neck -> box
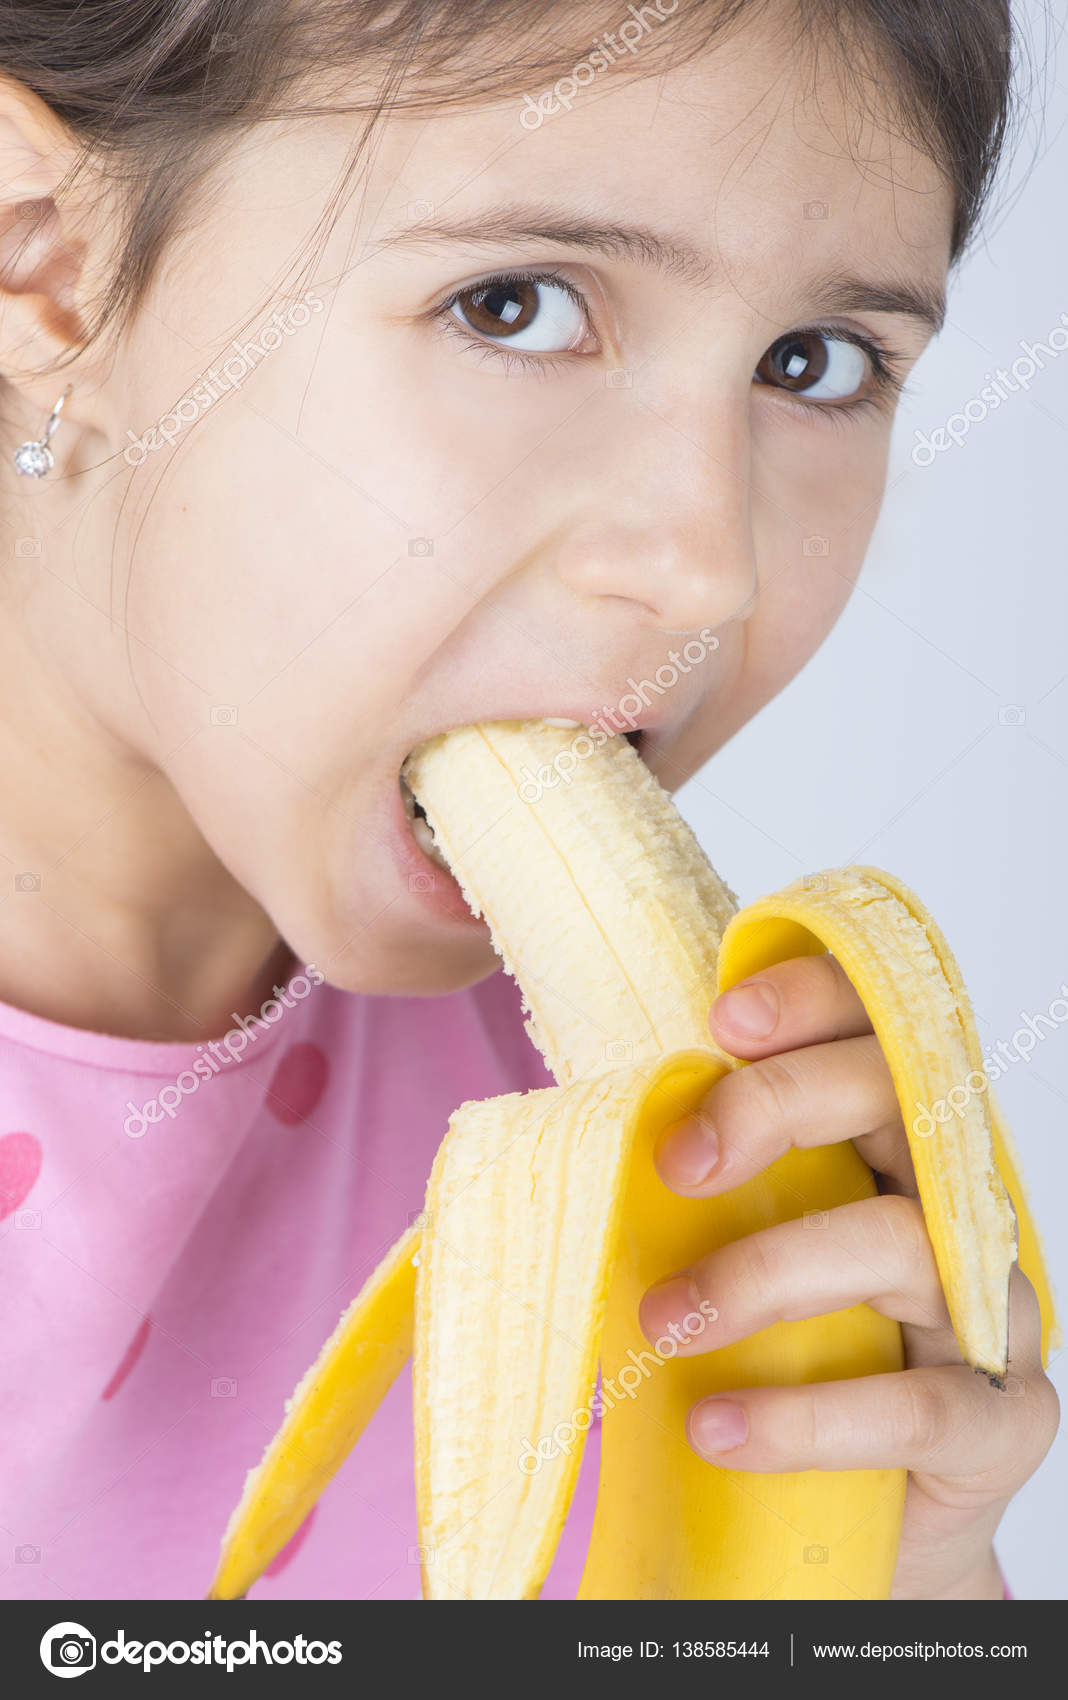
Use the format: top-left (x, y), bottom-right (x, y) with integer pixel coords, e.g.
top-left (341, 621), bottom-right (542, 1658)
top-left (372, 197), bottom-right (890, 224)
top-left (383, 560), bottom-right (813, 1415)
top-left (0, 612), bottom-right (288, 1042)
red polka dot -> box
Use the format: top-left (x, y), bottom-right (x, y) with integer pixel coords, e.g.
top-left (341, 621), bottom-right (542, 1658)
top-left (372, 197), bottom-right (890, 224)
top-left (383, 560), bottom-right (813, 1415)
top-left (266, 1043), bottom-right (329, 1125)
top-left (264, 1503), bottom-right (318, 1577)
top-left (0, 1131), bottom-right (42, 1221)
top-left (101, 1314), bottom-right (152, 1401)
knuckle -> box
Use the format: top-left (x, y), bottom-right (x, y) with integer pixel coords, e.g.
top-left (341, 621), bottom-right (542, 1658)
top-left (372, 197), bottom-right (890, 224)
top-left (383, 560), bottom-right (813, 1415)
top-left (873, 1192), bottom-right (932, 1272)
top-left (794, 1383), bottom-right (823, 1461)
top-left (856, 1031), bottom-right (898, 1098)
top-left (898, 1373), bottom-right (950, 1456)
top-left (811, 950), bottom-right (854, 999)
top-left (733, 1231), bottom-right (784, 1318)
top-left (1021, 1374), bottom-right (1061, 1465)
top-left (761, 1382), bottom-right (820, 1468)
top-left (736, 1052), bottom-right (808, 1131)
top-left (706, 1069), bottom-right (765, 1148)
top-left (982, 1373), bottom-right (1061, 1492)
top-left (804, 952), bottom-right (864, 1033)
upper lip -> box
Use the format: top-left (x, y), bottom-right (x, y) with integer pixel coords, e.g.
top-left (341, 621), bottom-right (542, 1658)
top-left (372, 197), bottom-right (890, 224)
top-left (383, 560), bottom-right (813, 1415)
top-left (396, 706), bottom-right (672, 772)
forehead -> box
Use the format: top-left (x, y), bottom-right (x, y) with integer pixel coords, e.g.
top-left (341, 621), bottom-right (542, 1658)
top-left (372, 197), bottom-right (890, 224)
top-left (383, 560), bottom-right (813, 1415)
top-left (371, 10), bottom-right (954, 295)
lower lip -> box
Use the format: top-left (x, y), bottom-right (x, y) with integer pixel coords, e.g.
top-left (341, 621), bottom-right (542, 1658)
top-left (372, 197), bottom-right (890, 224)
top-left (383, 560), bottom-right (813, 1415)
top-left (388, 776), bottom-right (486, 928)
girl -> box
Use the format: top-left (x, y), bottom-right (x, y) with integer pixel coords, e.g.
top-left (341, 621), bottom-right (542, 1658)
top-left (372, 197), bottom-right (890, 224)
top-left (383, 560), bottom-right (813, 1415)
top-left (0, 0), bottom-right (1057, 1602)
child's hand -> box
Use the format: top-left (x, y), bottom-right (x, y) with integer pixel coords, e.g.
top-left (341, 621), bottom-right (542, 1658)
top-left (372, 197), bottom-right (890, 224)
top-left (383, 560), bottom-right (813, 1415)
top-left (640, 957), bottom-right (1060, 1600)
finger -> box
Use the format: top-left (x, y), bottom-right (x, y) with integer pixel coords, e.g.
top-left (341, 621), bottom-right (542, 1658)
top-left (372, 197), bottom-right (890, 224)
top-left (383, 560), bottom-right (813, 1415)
top-left (639, 1193), bottom-right (952, 1352)
top-left (709, 953), bottom-right (871, 1060)
top-left (684, 1363), bottom-right (1060, 1491)
top-left (903, 1262), bottom-right (1051, 1378)
top-left (655, 1033), bottom-right (915, 1197)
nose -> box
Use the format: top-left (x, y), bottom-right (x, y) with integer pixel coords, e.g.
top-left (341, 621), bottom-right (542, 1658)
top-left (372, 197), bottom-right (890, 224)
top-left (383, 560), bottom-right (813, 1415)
top-left (553, 383), bottom-right (758, 633)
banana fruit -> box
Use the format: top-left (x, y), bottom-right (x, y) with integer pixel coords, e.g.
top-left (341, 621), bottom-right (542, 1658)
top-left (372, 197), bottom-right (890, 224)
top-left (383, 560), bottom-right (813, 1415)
top-left (208, 721), bottom-right (1057, 1602)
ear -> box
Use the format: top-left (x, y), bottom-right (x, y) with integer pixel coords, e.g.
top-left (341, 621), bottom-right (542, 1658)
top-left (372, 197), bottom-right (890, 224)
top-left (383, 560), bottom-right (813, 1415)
top-left (0, 73), bottom-right (93, 382)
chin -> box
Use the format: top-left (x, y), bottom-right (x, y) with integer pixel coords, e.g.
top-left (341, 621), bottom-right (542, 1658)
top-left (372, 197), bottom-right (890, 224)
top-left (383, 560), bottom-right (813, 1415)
top-left (286, 902), bottom-right (502, 999)
top-left (334, 934), bottom-right (501, 998)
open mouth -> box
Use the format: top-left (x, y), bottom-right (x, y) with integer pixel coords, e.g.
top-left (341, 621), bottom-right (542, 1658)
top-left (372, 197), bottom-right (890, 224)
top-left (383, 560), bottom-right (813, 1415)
top-left (398, 768), bottom-right (450, 869)
top-left (397, 722), bottom-right (647, 874)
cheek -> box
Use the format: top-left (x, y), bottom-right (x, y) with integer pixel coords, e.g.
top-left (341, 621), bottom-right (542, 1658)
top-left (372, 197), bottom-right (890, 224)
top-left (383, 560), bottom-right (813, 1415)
top-left (119, 391), bottom-right (410, 754)
top-left (745, 411), bottom-right (892, 687)
top-left (750, 549), bottom-right (855, 689)
top-left (753, 407), bottom-right (890, 587)
top-left (302, 307), bottom-right (590, 555)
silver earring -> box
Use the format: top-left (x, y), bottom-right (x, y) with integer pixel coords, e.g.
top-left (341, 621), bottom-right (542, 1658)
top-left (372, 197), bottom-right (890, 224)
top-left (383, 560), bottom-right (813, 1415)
top-left (13, 385), bottom-right (73, 478)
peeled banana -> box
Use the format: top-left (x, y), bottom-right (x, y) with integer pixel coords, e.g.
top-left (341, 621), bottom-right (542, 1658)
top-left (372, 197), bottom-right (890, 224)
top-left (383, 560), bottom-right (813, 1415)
top-left (208, 720), bottom-right (1057, 1603)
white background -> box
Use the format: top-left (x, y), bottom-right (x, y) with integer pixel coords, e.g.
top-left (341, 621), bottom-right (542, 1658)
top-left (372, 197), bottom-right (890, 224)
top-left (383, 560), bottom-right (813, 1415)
top-left (677, 0), bottom-right (1068, 1600)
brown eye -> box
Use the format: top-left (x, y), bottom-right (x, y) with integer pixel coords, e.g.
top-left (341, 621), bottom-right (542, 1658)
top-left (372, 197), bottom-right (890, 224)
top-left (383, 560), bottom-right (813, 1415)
top-left (755, 331), bottom-right (869, 401)
top-left (455, 279), bottom-right (540, 337)
top-left (448, 275), bottom-right (588, 352)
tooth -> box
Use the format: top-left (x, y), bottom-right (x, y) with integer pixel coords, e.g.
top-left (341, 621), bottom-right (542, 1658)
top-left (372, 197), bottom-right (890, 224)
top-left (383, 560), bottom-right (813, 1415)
top-left (542, 717), bottom-right (583, 729)
top-left (412, 816), bottom-right (448, 868)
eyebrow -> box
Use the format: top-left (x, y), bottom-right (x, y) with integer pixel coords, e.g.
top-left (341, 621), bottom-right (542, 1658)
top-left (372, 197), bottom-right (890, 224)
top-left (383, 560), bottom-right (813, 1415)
top-left (808, 276), bottom-right (945, 334)
top-left (380, 206), bottom-right (946, 333)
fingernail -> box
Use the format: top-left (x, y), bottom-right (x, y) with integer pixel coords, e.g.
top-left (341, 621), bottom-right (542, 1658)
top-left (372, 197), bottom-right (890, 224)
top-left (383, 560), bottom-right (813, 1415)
top-left (656, 1115), bottom-right (719, 1186)
top-left (639, 1272), bottom-right (701, 1344)
top-left (713, 981), bottom-right (779, 1039)
top-left (688, 1398), bottom-right (748, 1456)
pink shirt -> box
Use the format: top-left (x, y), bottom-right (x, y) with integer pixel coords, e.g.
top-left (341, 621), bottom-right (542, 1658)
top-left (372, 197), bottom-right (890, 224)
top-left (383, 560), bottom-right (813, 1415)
top-left (0, 966), bottom-right (600, 1599)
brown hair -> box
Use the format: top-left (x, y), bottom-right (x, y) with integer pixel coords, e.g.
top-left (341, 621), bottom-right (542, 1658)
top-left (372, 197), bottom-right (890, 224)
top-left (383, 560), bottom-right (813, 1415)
top-left (1, 0), bottom-right (1013, 365)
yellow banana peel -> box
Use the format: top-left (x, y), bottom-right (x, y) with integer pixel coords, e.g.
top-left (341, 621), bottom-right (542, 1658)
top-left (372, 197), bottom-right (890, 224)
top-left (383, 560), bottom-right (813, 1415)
top-left (208, 721), bottom-right (1058, 1602)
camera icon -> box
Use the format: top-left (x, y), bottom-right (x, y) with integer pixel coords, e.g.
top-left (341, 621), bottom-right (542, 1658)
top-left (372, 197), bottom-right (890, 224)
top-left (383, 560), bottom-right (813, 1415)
top-left (997, 704), bottom-right (1025, 726)
top-left (40, 1622), bottom-right (97, 1676)
top-left (211, 30), bottom-right (237, 51)
top-left (14, 536), bottom-right (41, 556)
top-left (803, 1210), bottom-right (828, 1229)
top-left (407, 1208), bottom-right (431, 1230)
top-left (408, 536), bottom-right (434, 557)
top-left (209, 705), bottom-right (238, 726)
top-left (803, 872), bottom-right (830, 891)
top-left (14, 872), bottom-right (40, 893)
top-left (803, 201), bottom-right (829, 219)
top-left (605, 1039), bottom-right (634, 1061)
top-left (407, 200), bottom-right (435, 221)
top-left (16, 1543), bottom-right (40, 1563)
top-left (804, 1543), bottom-right (829, 1563)
top-left (409, 871), bottom-right (435, 893)
top-left (210, 1376), bottom-right (237, 1397)
top-left (14, 1208), bottom-right (41, 1229)
top-left (408, 1545), bottom-right (435, 1564)
top-left (1001, 1375), bottom-right (1025, 1396)
top-left (604, 369), bottom-right (632, 389)
top-left (803, 535), bottom-right (829, 556)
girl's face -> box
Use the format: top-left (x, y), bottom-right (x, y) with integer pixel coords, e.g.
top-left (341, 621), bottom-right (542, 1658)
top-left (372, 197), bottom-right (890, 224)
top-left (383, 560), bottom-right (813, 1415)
top-left (48, 15), bottom-right (953, 997)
